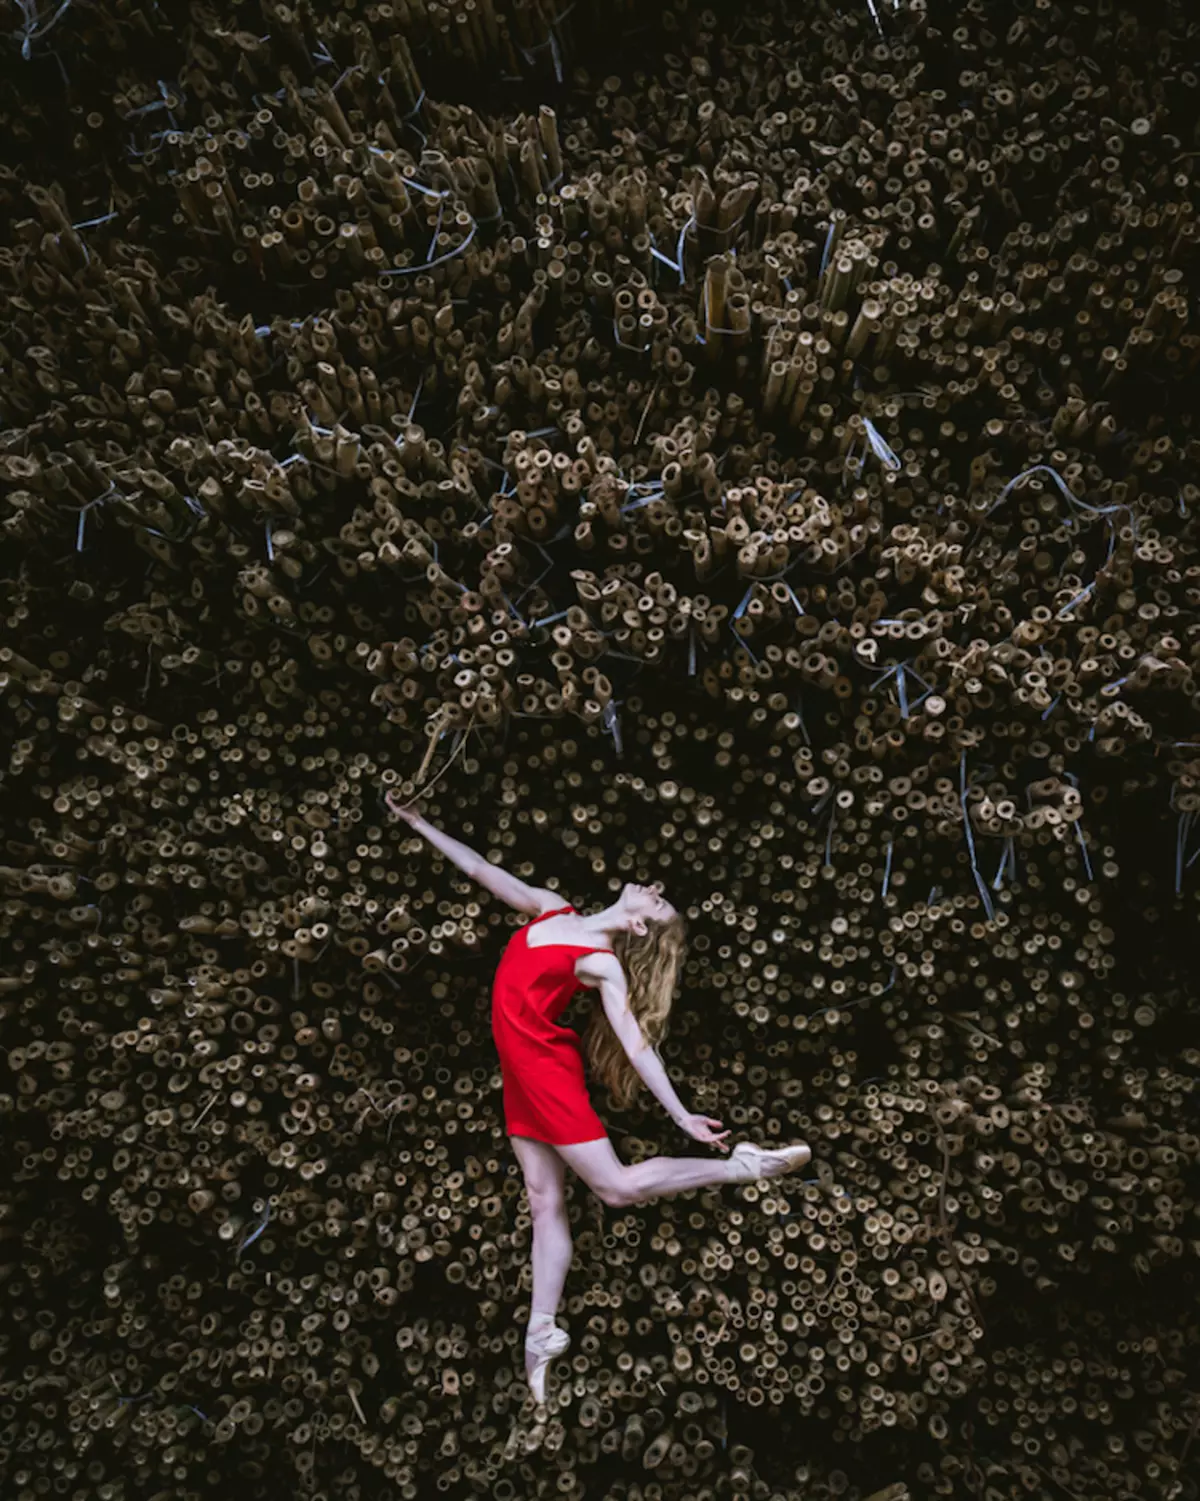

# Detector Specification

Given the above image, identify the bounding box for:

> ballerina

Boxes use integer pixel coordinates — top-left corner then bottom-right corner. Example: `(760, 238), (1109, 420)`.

(386, 794), (812, 1404)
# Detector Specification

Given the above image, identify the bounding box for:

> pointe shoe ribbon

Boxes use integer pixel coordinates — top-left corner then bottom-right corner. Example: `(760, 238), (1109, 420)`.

(728, 1140), (812, 1183)
(524, 1321), (570, 1404)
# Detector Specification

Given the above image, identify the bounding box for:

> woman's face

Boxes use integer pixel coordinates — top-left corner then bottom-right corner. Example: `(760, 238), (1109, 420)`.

(620, 882), (676, 931)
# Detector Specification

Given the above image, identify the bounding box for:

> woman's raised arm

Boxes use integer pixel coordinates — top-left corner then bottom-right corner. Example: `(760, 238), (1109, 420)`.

(580, 954), (731, 1150)
(386, 794), (559, 916)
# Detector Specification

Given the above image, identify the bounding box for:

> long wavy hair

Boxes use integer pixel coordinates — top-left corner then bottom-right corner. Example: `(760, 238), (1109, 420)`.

(581, 912), (687, 1110)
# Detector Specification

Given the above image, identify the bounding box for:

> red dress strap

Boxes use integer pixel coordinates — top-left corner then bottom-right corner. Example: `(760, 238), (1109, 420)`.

(528, 904), (575, 924)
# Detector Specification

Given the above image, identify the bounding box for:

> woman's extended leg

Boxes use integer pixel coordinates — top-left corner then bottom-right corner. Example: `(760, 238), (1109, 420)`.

(555, 1135), (807, 1207)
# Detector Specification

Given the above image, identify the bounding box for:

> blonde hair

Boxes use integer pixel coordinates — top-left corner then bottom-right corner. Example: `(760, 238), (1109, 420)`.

(581, 912), (687, 1110)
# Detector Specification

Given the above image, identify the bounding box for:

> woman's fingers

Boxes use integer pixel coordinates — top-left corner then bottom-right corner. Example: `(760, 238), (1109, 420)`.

(386, 791), (419, 823)
(683, 1114), (730, 1149)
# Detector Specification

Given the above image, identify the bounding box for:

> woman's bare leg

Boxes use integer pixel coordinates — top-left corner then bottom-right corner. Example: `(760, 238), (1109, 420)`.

(510, 1135), (575, 1401)
(510, 1135), (572, 1316)
(555, 1135), (737, 1207)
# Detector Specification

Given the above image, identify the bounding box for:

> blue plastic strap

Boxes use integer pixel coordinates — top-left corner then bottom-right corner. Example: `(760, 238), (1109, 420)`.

(960, 752), (995, 921)
(1175, 812), (1190, 895)
(1056, 583), (1094, 620)
(399, 175), (448, 200)
(72, 209), (119, 229)
(426, 198), (445, 261)
(381, 222), (476, 276)
(75, 486), (120, 551)
(675, 213), (694, 280)
(863, 418), (901, 471)
(1074, 818), (1094, 883)
(991, 838), (1010, 891)
(986, 464), (1127, 520)
(819, 221), (836, 278)
(238, 1202), (271, 1254)
(650, 213), (695, 284)
(602, 699), (623, 755)
(619, 484), (665, 514)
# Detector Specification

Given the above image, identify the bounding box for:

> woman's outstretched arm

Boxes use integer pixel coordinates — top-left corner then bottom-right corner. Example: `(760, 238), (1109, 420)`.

(581, 955), (731, 1149)
(387, 795), (559, 916)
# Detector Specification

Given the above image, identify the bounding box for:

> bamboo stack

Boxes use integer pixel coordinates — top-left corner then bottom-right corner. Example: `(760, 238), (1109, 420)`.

(1, 0), (1198, 1499)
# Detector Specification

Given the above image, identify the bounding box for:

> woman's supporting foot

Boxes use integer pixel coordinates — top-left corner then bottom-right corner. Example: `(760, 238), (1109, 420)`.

(727, 1140), (812, 1183)
(524, 1312), (570, 1404)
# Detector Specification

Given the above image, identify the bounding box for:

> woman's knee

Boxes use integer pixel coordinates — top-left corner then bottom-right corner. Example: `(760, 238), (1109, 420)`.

(554, 1139), (632, 1208)
(592, 1173), (637, 1209)
(513, 1137), (566, 1217)
(526, 1179), (566, 1219)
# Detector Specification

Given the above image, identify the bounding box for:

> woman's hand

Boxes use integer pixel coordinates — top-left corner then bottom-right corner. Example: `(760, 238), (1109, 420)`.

(385, 789), (423, 826)
(675, 1112), (732, 1151)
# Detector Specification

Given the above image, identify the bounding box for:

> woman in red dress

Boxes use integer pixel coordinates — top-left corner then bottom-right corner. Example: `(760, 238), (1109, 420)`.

(387, 797), (812, 1403)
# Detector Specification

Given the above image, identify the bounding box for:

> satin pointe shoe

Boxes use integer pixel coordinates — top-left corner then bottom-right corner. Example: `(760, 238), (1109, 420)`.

(524, 1318), (570, 1404)
(728, 1140), (812, 1183)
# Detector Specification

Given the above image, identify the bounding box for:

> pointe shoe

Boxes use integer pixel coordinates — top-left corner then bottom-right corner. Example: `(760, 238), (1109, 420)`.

(524, 1320), (570, 1404)
(728, 1140), (812, 1183)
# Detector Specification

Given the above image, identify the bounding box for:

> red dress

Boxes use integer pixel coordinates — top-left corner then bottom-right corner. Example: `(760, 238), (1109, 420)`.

(491, 905), (613, 1145)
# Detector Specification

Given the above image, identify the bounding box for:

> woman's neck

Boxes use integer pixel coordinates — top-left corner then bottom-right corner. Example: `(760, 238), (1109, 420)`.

(574, 902), (625, 942)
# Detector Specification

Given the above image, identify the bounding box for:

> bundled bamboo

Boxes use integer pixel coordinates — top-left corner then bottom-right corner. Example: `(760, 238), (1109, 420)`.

(1, 0), (1198, 1499)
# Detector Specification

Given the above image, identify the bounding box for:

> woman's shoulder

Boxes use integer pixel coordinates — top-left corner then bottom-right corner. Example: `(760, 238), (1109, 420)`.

(573, 948), (621, 988)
